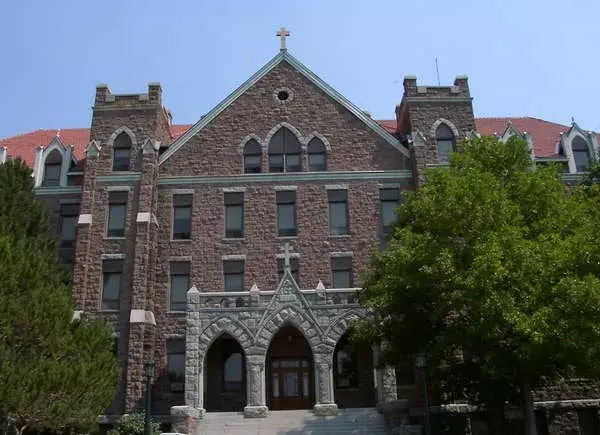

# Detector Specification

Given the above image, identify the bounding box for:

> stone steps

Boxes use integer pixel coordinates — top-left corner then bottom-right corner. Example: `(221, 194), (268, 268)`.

(195, 407), (390, 435)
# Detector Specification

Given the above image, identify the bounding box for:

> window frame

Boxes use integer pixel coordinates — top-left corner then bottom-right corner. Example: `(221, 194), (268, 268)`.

(331, 256), (353, 289)
(307, 138), (327, 171)
(328, 189), (349, 236)
(59, 203), (79, 248)
(112, 132), (132, 172)
(224, 192), (244, 239)
(379, 188), (400, 240)
(223, 259), (245, 292)
(435, 123), (456, 164)
(101, 259), (122, 311)
(172, 194), (193, 240)
(572, 136), (591, 172)
(276, 190), (297, 237)
(243, 139), (262, 174)
(170, 262), (190, 312)
(167, 338), (186, 392)
(106, 191), (127, 238)
(268, 127), (302, 173)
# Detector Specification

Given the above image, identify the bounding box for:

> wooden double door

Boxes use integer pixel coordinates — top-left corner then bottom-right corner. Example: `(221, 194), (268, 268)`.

(268, 357), (312, 410)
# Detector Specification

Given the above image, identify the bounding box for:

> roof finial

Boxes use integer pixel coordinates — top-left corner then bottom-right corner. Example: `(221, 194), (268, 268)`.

(56, 128), (61, 138)
(571, 116), (576, 125)
(276, 26), (290, 52)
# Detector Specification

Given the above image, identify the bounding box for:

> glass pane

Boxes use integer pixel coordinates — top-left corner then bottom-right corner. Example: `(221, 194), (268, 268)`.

(280, 360), (300, 368)
(285, 154), (301, 172)
(332, 270), (351, 289)
(381, 200), (398, 234)
(171, 275), (189, 311)
(60, 215), (77, 241)
(244, 155), (261, 173)
(107, 204), (126, 237)
(308, 153), (326, 171)
(224, 273), (243, 292)
(278, 204), (296, 236)
(269, 155), (284, 172)
(225, 205), (243, 238)
(113, 148), (130, 171)
(283, 373), (298, 397)
(43, 164), (61, 186)
(102, 272), (120, 309)
(436, 140), (454, 163)
(329, 202), (348, 235)
(272, 373), (279, 397)
(173, 206), (191, 239)
(574, 150), (590, 172)
(302, 372), (309, 397)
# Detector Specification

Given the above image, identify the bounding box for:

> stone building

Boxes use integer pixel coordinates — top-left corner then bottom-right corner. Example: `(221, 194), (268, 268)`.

(2, 32), (600, 434)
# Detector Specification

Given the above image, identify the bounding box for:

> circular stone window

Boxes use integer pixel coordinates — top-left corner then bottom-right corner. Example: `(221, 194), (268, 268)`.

(273, 87), (294, 103)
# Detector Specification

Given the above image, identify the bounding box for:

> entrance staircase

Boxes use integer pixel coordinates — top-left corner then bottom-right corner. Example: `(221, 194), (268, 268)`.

(195, 407), (390, 434)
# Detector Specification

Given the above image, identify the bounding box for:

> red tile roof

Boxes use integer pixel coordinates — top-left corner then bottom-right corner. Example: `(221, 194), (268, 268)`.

(0, 118), (573, 168)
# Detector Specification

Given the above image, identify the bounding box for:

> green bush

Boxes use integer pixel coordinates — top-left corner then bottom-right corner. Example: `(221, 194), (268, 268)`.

(108, 412), (161, 435)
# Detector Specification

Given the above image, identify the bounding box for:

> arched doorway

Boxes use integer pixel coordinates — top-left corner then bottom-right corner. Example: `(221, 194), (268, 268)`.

(333, 332), (376, 408)
(266, 324), (314, 410)
(204, 333), (246, 412)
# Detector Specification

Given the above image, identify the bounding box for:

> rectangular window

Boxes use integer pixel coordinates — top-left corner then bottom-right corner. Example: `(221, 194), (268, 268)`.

(59, 203), (79, 248)
(380, 188), (400, 238)
(328, 190), (348, 236)
(167, 338), (186, 392)
(277, 257), (300, 286)
(43, 163), (61, 186)
(107, 191), (127, 238)
(224, 260), (245, 292)
(102, 259), (122, 310)
(277, 191), (297, 237)
(112, 148), (131, 171)
(170, 262), (190, 312)
(331, 256), (353, 289)
(224, 192), (244, 238)
(173, 194), (193, 240)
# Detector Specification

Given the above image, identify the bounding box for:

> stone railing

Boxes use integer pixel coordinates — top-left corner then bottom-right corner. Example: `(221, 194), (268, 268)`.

(192, 287), (362, 310)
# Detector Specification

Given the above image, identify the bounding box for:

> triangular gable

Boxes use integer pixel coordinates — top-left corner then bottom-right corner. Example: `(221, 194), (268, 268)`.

(159, 51), (409, 164)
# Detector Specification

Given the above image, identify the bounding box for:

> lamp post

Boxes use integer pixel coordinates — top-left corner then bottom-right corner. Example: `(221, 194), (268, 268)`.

(144, 360), (155, 435)
(415, 352), (432, 435)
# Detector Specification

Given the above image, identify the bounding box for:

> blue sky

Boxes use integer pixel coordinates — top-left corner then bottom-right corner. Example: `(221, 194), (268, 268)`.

(1, 0), (599, 138)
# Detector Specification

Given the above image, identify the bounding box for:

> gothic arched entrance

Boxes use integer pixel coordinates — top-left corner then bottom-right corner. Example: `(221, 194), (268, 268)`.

(266, 324), (314, 410)
(204, 333), (247, 412)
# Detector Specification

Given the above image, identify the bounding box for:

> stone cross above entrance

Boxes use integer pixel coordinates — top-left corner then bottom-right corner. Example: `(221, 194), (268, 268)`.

(276, 26), (290, 51)
(280, 242), (292, 271)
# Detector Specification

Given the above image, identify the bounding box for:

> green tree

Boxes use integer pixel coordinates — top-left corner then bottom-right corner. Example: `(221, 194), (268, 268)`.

(0, 159), (119, 434)
(356, 136), (600, 435)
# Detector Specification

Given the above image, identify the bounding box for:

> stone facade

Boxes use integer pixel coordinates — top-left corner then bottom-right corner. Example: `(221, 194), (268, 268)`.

(10, 47), (598, 435)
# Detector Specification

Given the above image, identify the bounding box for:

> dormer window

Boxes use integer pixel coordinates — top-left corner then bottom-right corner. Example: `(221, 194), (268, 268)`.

(572, 136), (590, 172)
(436, 123), (456, 164)
(112, 132), (132, 171)
(42, 149), (62, 186)
(268, 127), (301, 172)
(243, 139), (262, 173)
(308, 137), (327, 171)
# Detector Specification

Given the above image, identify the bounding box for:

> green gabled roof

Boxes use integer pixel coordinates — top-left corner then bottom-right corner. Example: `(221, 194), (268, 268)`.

(159, 51), (409, 164)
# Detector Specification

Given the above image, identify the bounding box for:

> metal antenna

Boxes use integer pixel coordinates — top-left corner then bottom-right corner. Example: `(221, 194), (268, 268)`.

(435, 58), (441, 85)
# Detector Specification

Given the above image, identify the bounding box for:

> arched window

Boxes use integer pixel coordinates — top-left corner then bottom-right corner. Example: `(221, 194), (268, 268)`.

(307, 137), (327, 171)
(223, 352), (243, 392)
(436, 123), (456, 164)
(42, 149), (62, 186)
(243, 139), (262, 173)
(112, 132), (132, 171)
(572, 136), (590, 172)
(268, 127), (301, 172)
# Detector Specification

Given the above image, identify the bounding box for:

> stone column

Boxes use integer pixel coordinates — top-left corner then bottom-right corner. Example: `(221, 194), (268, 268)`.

(313, 353), (338, 416)
(244, 355), (268, 418)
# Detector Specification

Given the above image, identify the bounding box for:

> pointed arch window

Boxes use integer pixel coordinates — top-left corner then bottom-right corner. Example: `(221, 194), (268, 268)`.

(243, 139), (262, 173)
(268, 127), (302, 172)
(572, 136), (590, 172)
(436, 123), (456, 164)
(307, 137), (327, 171)
(112, 132), (132, 171)
(42, 149), (62, 186)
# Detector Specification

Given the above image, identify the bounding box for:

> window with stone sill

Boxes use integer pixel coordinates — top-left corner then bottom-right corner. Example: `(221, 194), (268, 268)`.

(277, 190), (297, 237)
(223, 259), (245, 292)
(59, 203), (79, 248)
(268, 127), (302, 173)
(331, 256), (353, 288)
(170, 262), (190, 312)
(380, 188), (401, 242)
(42, 149), (62, 186)
(107, 191), (127, 238)
(167, 338), (186, 392)
(243, 139), (262, 173)
(172, 194), (193, 240)
(224, 192), (244, 238)
(112, 132), (132, 171)
(436, 123), (456, 164)
(328, 189), (348, 236)
(307, 137), (327, 171)
(101, 259), (122, 310)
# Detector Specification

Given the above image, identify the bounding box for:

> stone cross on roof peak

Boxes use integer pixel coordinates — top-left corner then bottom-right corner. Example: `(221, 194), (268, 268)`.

(276, 26), (290, 52)
(280, 242), (292, 272)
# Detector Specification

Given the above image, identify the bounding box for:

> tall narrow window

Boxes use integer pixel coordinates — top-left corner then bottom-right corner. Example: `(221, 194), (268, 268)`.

(308, 137), (327, 171)
(334, 335), (358, 389)
(112, 132), (132, 171)
(277, 257), (300, 286)
(102, 259), (122, 310)
(224, 192), (244, 238)
(173, 194), (193, 240)
(59, 203), (79, 248)
(243, 139), (262, 173)
(276, 190), (297, 237)
(331, 256), (353, 288)
(572, 136), (590, 172)
(167, 338), (186, 392)
(436, 123), (456, 164)
(328, 189), (348, 236)
(380, 188), (400, 240)
(42, 150), (62, 186)
(223, 353), (244, 392)
(107, 191), (127, 238)
(268, 127), (302, 172)
(223, 260), (245, 292)
(170, 262), (190, 312)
